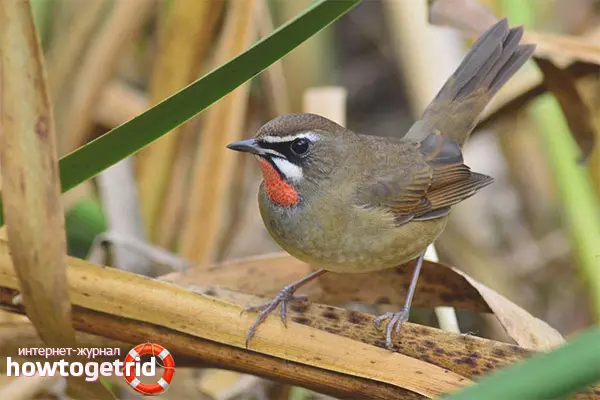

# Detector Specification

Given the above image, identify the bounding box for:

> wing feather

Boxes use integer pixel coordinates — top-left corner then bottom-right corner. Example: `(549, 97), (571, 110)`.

(357, 133), (492, 225)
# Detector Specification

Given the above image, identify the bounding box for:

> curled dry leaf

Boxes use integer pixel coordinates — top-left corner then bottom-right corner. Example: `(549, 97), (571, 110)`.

(162, 253), (563, 350)
(161, 253), (491, 312)
(173, 282), (534, 379)
(450, 268), (564, 350)
(0, 240), (469, 399)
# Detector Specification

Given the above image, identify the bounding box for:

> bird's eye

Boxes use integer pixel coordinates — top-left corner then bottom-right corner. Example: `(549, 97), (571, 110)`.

(290, 138), (310, 155)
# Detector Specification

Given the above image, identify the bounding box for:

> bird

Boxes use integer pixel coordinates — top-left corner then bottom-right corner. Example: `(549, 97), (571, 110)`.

(227, 19), (535, 349)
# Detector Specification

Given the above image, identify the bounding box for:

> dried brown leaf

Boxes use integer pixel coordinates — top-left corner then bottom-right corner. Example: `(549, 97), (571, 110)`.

(0, 240), (470, 399)
(162, 253), (491, 312)
(3, 246), (596, 398)
(451, 268), (564, 350)
(163, 253), (563, 350)
(173, 282), (534, 379)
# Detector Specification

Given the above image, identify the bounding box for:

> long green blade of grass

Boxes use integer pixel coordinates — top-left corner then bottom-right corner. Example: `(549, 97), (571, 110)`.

(59, 0), (359, 190)
(443, 326), (600, 400)
(0, 0), (361, 225)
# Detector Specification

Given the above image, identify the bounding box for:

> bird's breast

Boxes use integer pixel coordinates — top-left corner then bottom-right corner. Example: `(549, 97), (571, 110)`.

(258, 185), (447, 273)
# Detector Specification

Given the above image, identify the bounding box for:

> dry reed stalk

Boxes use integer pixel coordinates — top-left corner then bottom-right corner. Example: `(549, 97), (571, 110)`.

(180, 1), (257, 265)
(277, 0), (332, 112)
(154, 123), (198, 249)
(136, 0), (223, 238)
(61, 0), (154, 154)
(303, 87), (348, 126)
(46, 0), (106, 148)
(0, 2), (110, 397)
(257, 0), (291, 117)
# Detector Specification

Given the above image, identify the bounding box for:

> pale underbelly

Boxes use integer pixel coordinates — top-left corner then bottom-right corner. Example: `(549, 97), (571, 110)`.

(262, 205), (448, 273)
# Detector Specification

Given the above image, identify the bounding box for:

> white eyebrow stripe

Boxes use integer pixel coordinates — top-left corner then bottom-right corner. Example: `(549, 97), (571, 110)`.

(260, 148), (284, 158)
(258, 131), (319, 143)
(271, 158), (303, 182)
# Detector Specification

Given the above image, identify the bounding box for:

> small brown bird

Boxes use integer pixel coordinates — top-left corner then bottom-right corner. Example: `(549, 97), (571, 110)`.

(227, 19), (534, 349)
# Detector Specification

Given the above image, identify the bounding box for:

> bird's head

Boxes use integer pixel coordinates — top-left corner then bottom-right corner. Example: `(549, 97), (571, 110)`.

(227, 113), (351, 207)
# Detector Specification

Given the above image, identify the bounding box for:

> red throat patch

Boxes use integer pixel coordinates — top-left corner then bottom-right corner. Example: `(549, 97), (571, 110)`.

(257, 158), (299, 207)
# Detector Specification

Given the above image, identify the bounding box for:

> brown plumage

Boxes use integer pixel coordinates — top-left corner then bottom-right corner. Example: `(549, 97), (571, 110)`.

(227, 19), (535, 349)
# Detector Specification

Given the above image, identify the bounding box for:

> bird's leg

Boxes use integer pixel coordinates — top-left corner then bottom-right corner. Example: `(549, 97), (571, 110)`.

(244, 268), (327, 347)
(374, 251), (426, 349)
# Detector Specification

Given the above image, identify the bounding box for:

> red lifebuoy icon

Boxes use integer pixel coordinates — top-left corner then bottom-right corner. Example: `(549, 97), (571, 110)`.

(123, 343), (175, 395)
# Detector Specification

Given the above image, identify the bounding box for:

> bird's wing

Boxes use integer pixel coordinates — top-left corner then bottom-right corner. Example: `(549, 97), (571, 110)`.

(357, 133), (492, 225)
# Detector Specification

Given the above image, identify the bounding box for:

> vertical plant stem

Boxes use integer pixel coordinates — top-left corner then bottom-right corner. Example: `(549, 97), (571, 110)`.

(502, 0), (600, 319)
(136, 0), (223, 239)
(180, 1), (257, 265)
(0, 1), (111, 397)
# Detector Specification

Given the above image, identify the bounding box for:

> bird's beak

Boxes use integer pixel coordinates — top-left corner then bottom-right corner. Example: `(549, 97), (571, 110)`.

(226, 138), (262, 155)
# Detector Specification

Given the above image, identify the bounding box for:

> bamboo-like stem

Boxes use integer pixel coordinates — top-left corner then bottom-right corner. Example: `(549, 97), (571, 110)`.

(180, 1), (257, 265)
(61, 0), (154, 154)
(136, 0), (222, 238)
(0, 2), (111, 397)
(47, 0), (107, 146)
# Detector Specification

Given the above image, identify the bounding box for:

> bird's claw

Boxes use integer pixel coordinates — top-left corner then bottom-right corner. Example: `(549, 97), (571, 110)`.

(244, 286), (309, 347)
(373, 307), (410, 350)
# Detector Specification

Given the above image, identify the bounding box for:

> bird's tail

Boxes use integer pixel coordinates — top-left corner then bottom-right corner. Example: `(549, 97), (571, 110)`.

(405, 19), (535, 147)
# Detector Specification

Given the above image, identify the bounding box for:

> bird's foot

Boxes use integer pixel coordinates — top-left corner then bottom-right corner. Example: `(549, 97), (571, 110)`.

(373, 306), (410, 350)
(243, 285), (309, 347)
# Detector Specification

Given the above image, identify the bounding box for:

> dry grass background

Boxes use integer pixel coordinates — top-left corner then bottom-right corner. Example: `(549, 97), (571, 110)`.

(0, 0), (599, 399)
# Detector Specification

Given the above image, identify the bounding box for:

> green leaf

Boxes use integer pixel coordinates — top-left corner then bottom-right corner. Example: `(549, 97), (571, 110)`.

(0, 0), (361, 225)
(443, 326), (600, 400)
(59, 0), (359, 191)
